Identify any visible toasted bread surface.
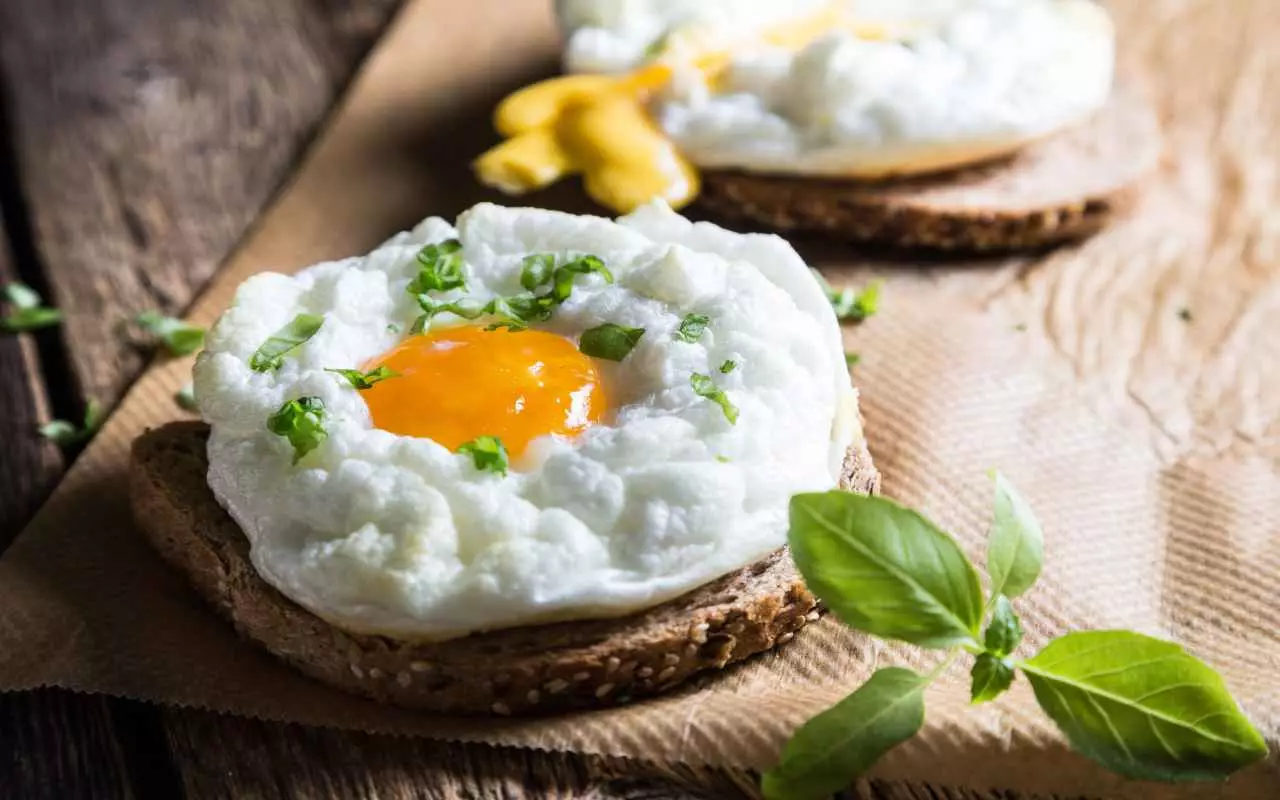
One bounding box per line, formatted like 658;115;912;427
697;80;1161;251
130;421;879;715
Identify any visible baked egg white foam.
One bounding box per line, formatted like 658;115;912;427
558;0;1115;178
195;202;858;640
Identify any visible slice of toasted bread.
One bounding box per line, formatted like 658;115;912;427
697;80;1161;252
130;422;879;716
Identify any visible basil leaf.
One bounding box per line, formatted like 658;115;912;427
135;311;205;356
175;383;199;412
1020;630;1268;781
39;400;104;448
788;492;984;648
2;283;62;332
970;653;1016;705
828;280;882;322
579;323;644;361
456;435;509;476
675;313;710;343
407;239;465;294
983;595;1023;657
520;253;556;290
718;359;736;374
691;372;738;424
267;396;327;464
761;667;928;800
325;365;400;390
250;313;325;372
986;470;1044;599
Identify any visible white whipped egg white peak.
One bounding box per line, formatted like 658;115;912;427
194;202;859;640
475;0;1115;214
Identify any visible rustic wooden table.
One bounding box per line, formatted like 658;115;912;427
0;2;1038;798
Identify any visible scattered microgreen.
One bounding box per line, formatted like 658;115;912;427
456;435;509;476
642;30;671;60
675;313;710;343
715;455;731;463
520;253;556;290
691;372;738;424
845;353;860;367
579;323;645;361
38;400;104;448
175;383;199;412
325;365;400;390
135;311;205;356
814;271;882;323
1178;307;1193;323
1;283;62;332
250;313;325;372
763;471;1267;798
408;239;466;294
267;396;327;464
718;359;737;374
387;323;401;334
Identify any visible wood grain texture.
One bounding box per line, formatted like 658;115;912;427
0;691;134;800
0;213;61;543
0;0;402;409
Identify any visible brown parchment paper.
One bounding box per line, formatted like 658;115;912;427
1;0;1277;796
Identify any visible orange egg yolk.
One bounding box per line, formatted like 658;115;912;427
361;325;608;458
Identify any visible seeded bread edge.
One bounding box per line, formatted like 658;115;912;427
129;421;880;716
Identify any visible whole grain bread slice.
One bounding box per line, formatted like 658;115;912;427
697;79;1161;252
130;421;879;716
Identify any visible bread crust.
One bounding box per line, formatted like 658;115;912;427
130;421;880;716
697;79;1161;252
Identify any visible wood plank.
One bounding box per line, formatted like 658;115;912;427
0;210;61;542
162;710;756;799
0;691;134;800
0;0;402;409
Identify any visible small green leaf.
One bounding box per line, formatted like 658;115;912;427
2;283;62;332
250;313;325;372
520;253;556;290
788;492;984;649
718;359;737;374
761;667;928;800
1178;307;1192;323
387;323;401;334
691;372;738;424
579;323;645;361
983;595;1023;657
175;383;199;412
135;311;206;356
642;30;672;60
970;654;1016;705
325;365;400;390
845;352;860;367
1020;630;1268;781
4;283;42;309
407;239;466;295
267;396;327;464
675;313;710;343
456;435;509;476
39;400;103;448
986;470;1044;599
828;280;882;322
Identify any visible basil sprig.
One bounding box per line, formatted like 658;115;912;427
579;323;644;361
1;282;62;332
250;313;325;372
456;435;509;476
765;473;1267;798
325;365;399;390
267;396;327;464
135;311;205;356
